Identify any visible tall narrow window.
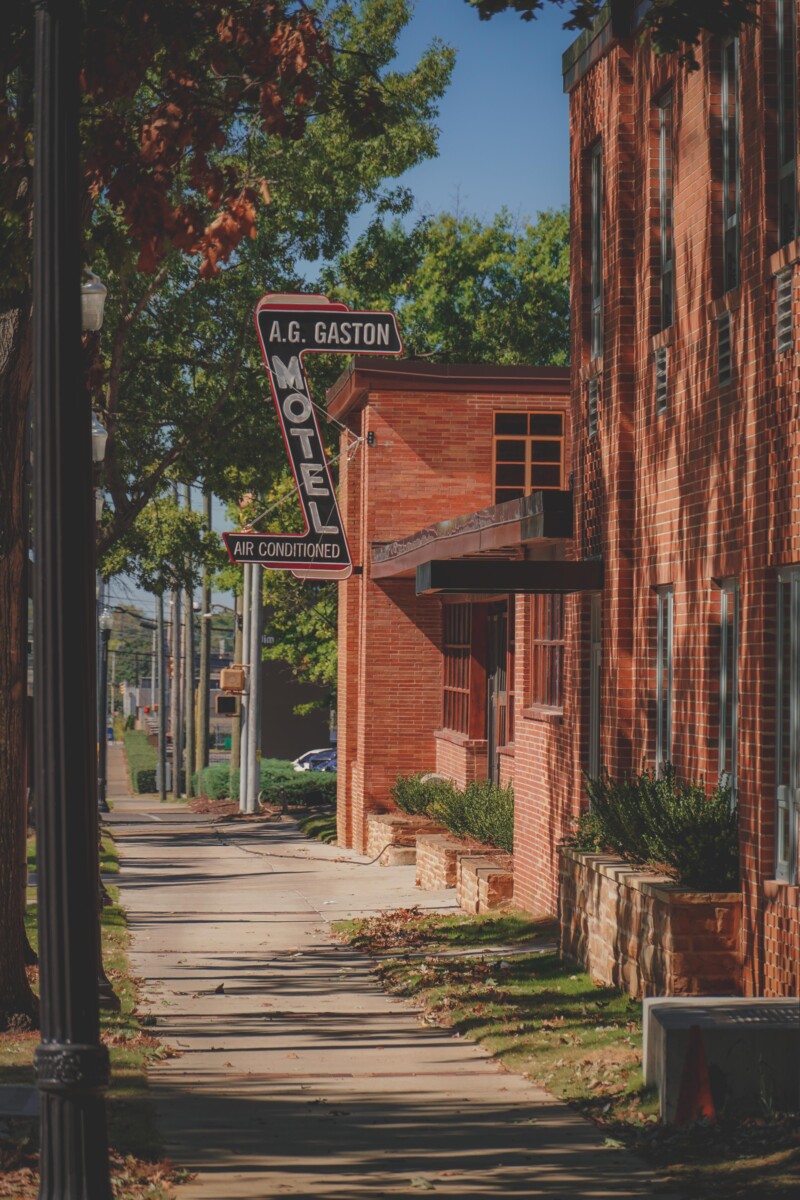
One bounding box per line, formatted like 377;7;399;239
776;570;800;883
722;38;740;292
588;594;602;779
530;594;566;710
442;604;472;735
657;91;674;329
590;141;603;359
656;587;673;772
718;581;739;803
777;0;798;247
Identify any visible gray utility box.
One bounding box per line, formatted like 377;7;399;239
643;997;800;1123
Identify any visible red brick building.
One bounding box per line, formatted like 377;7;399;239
331;1;800;999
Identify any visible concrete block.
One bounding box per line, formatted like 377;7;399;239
643;997;800;1122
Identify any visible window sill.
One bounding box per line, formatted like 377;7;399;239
497;744;516;757
434;728;488;750
521;705;564;725
649;326;674;353
763;878;799;903
707;288;741;321
579;358;603;383
768;237;800;277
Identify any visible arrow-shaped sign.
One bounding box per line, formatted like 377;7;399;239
223;294;403;580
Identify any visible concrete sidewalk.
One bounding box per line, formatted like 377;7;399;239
107;757;672;1199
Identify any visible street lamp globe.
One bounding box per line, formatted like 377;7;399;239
91;412;108;463
98;608;113;634
81;271;107;332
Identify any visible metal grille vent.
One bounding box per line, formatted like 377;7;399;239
587;375;599;438
718;312;732;388
777;270;794;356
655;347;668;414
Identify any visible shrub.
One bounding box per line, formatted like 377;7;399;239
580;765;739;892
135;767;184;794
124;730;156;793
195;759;334;806
391;773;514;854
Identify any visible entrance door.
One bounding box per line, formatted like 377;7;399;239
486;603;508;784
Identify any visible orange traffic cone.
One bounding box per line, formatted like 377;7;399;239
675;1023;716;1125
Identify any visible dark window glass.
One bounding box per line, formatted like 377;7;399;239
722;39;740;292
494;412;528;436
531;440;562;464
778;0;798;247
531;464;562;488
657;91;674;329
495;439;526;463
495;487;524;504
495;464;526;487
529;413;563;437
590;142;603;358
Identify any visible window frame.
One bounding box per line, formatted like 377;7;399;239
718;580;739;805
776;569;800;884
530;593;566;711
656;90;675;330
588;593;602;779
493;411;565;504
442;603;472;736
721;37;741;293
777;0;798;248
655;587;674;773
589;140;603;360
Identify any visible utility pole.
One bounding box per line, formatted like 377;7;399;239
230;590;242;794
183;484;195;798
196;489;212;774
238;562;251;812
31;0;112;1188
170;587;182;798
246;563;263;813
156;593;167;803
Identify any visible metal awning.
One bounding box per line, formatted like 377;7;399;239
416;558;603;596
371;491;573;581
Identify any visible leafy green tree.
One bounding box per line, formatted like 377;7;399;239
464;0;759;67
0;0;453;1027
322;207;570;364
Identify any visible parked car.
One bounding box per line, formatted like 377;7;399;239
292;748;337;773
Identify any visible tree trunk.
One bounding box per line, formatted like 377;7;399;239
0;304;38;1029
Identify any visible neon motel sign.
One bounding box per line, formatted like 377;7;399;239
222;294;403;580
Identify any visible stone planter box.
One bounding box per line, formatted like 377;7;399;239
559;848;742;998
457;853;514;914
364;811;445;867
416;832;476;890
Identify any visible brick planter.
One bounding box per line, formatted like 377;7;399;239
415;832;475;890
559;848;742;998
457;853;514;914
365;811;445;867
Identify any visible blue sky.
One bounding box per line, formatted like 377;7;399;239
114;0;576;617
384;0;573;223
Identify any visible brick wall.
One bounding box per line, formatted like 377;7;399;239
333;368;569;853
564;13;800;996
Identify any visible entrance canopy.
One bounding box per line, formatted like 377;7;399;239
370;491;602;595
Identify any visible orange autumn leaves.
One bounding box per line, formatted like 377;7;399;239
76;2;332;275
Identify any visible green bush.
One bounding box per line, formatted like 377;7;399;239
195;758;334;806
578;765;739;892
134;767;184;794
391;773;514;854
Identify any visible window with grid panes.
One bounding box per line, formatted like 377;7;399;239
493;411;564;504
718;581;739;805
657;91;674;330
530;594;566;709
442;604;472;735
507;601;516;744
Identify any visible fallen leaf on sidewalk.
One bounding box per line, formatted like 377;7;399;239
410;1177;435;1190
285;1052;299;1059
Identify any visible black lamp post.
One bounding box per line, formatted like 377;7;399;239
97;607;113;814
32;0;113;1193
